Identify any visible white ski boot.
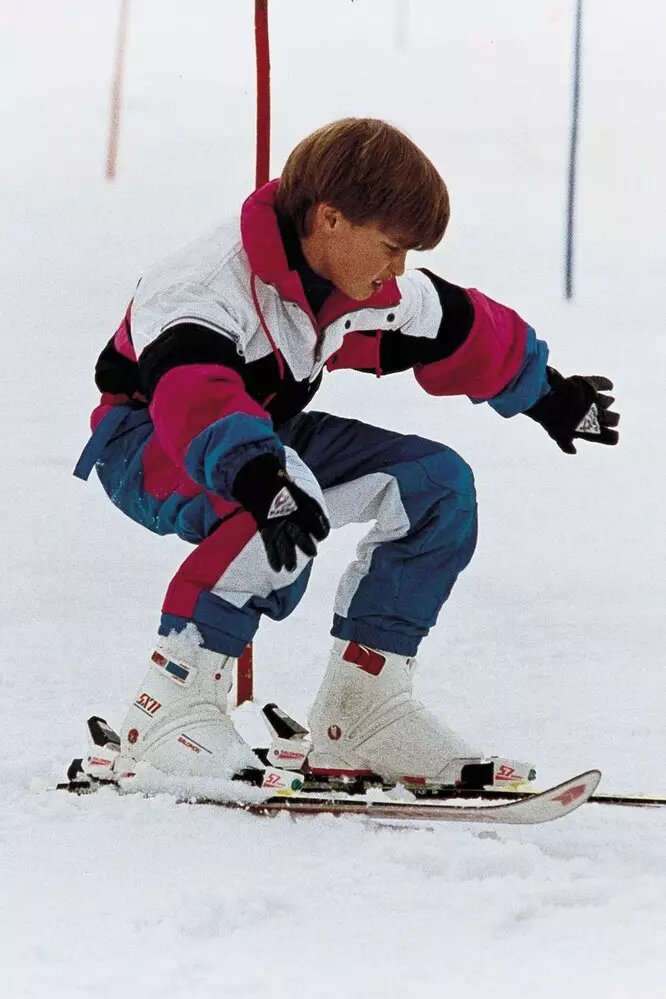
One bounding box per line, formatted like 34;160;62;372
307;639;483;785
117;628;262;778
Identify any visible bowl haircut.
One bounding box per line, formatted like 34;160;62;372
275;118;450;250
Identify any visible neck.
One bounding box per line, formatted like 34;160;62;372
300;232;331;282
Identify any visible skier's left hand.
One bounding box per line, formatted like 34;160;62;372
525;367;620;454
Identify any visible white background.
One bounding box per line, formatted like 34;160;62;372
1;1;665;996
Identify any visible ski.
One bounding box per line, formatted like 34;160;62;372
181;769;602;825
53;766;601;825
55;760;666;813
296;773;666;809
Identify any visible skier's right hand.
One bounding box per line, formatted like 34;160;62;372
232;453;330;572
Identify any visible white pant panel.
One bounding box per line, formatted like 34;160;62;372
323;471;410;619
210;446;328;608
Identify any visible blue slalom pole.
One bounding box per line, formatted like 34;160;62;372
564;0;583;300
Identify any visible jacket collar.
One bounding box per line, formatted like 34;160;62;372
240;180;401;326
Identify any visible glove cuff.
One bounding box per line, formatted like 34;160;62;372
232;453;286;525
524;367;565;421
525;368;589;430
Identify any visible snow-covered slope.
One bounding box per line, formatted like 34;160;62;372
2;1;665;996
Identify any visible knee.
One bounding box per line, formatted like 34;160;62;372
422;446;476;508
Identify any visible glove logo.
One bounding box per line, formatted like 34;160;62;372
267;486;298;520
576;403;601;435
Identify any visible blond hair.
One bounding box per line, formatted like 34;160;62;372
275;118;449;249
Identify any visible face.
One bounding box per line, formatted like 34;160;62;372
305;205;409;300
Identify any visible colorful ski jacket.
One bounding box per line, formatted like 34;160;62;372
92;180;549;500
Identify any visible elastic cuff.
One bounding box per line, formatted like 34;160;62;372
159;613;253;658
331;614;421;657
232;451;284;512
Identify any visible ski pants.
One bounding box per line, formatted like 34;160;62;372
78;406;478;657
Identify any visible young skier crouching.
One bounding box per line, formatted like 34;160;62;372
75;118;619;784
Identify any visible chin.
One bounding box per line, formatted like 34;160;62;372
345;284;374;301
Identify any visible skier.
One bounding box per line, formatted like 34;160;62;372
75;117;619;785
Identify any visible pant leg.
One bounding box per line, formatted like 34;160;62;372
93;413;321;655
279;411;478;657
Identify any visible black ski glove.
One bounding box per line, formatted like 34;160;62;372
525;367;620;454
232;453;330;572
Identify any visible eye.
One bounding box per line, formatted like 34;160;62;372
384;243;400;253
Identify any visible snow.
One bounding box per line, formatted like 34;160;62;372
2;0;666;995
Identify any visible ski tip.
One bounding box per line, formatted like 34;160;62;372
527;768;602;822
547;769;602;797
564;768;602;790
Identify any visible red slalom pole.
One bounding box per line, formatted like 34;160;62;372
236;644;254;706
105;0;130;180
254;0;271;188
237;1;271;705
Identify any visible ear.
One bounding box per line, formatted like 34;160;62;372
312;202;342;234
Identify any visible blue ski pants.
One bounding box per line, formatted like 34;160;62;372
82;408;478;657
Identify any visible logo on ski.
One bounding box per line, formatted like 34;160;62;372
495;765;523;782
263;771;286;787
260;769;304;793
87;757;113;768
552;784;587;806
